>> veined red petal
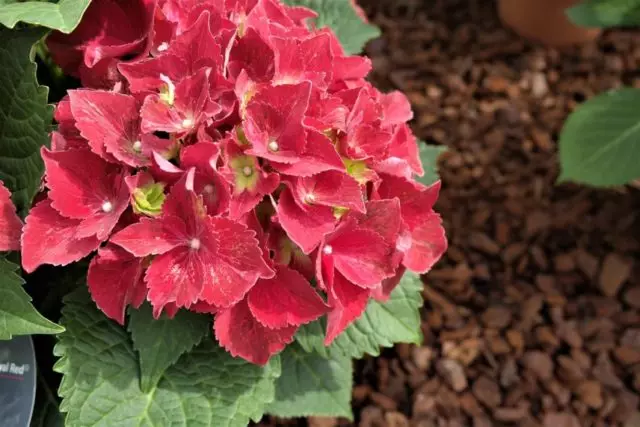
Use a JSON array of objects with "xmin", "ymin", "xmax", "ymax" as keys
[
  {"xmin": 215, "ymin": 298, "xmax": 296, "ymax": 365},
  {"xmin": 275, "ymin": 187, "xmax": 336, "ymax": 254},
  {"xmin": 88, "ymin": 244, "xmax": 146, "ymax": 325},
  {"xmin": 21, "ymin": 200, "xmax": 101, "ymax": 273},
  {"xmin": 247, "ymin": 265, "xmax": 328, "ymax": 328},
  {"xmin": 325, "ymin": 220, "xmax": 396, "ymax": 288},
  {"xmin": 324, "ymin": 271, "xmax": 369, "ymax": 345}
]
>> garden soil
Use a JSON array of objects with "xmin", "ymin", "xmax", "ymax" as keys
[{"xmin": 258, "ymin": 0, "xmax": 640, "ymax": 425}]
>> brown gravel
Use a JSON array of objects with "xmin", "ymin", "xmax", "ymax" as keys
[{"xmin": 258, "ymin": 0, "xmax": 640, "ymax": 426}]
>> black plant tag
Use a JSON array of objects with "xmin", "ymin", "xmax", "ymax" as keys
[{"xmin": 0, "ymin": 336, "xmax": 37, "ymax": 427}]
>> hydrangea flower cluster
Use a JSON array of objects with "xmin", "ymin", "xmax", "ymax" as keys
[{"xmin": 21, "ymin": 0, "xmax": 447, "ymax": 365}]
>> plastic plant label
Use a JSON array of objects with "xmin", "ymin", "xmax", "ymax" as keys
[{"xmin": 0, "ymin": 336, "xmax": 37, "ymax": 427}]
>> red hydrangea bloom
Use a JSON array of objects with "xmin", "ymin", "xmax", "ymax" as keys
[{"xmin": 24, "ymin": 0, "xmax": 447, "ymax": 365}]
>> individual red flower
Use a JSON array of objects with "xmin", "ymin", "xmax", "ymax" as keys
[
  {"xmin": 376, "ymin": 175, "xmax": 447, "ymax": 274},
  {"xmin": 68, "ymin": 90, "xmax": 176, "ymax": 166},
  {"xmin": 47, "ymin": 0, "xmax": 156, "ymax": 88},
  {"xmin": 276, "ymin": 170, "xmax": 364, "ymax": 254},
  {"xmin": 41, "ymin": 148, "xmax": 129, "ymax": 240},
  {"xmin": 243, "ymin": 82, "xmax": 311, "ymax": 163},
  {"xmin": 0, "ymin": 182, "xmax": 22, "ymax": 252},
  {"xmin": 221, "ymin": 138, "xmax": 279, "ymax": 219},
  {"xmin": 111, "ymin": 171, "xmax": 273, "ymax": 316}
]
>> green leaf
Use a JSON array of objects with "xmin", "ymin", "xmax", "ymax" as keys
[
  {"xmin": 558, "ymin": 87, "xmax": 640, "ymax": 186},
  {"xmin": 567, "ymin": 0, "xmax": 640, "ymax": 28},
  {"xmin": 267, "ymin": 343, "xmax": 353, "ymax": 419},
  {"xmin": 283, "ymin": 0, "xmax": 380, "ymax": 55},
  {"xmin": 0, "ymin": 27, "xmax": 52, "ymax": 215},
  {"xmin": 0, "ymin": 258, "xmax": 64, "ymax": 339},
  {"xmin": 0, "ymin": 0, "xmax": 91, "ymax": 33},
  {"xmin": 296, "ymin": 271, "xmax": 424, "ymax": 359},
  {"xmin": 417, "ymin": 143, "xmax": 446, "ymax": 186},
  {"xmin": 55, "ymin": 288, "xmax": 281, "ymax": 427},
  {"xmin": 128, "ymin": 302, "xmax": 211, "ymax": 393}
]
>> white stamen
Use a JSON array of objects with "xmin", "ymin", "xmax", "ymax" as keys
[
  {"xmin": 157, "ymin": 42, "xmax": 169, "ymax": 52},
  {"xmin": 304, "ymin": 193, "xmax": 315, "ymax": 204},
  {"xmin": 189, "ymin": 238, "xmax": 201, "ymax": 250},
  {"xmin": 242, "ymin": 166, "xmax": 253, "ymax": 177},
  {"xmin": 132, "ymin": 140, "xmax": 142, "ymax": 152},
  {"xmin": 203, "ymin": 184, "xmax": 215, "ymax": 194},
  {"xmin": 323, "ymin": 245, "xmax": 333, "ymax": 255},
  {"xmin": 268, "ymin": 140, "xmax": 279, "ymax": 152},
  {"xmin": 182, "ymin": 118, "xmax": 194, "ymax": 129},
  {"xmin": 101, "ymin": 201, "xmax": 113, "ymax": 213}
]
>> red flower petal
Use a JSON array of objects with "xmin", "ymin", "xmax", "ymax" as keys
[
  {"xmin": 272, "ymin": 32, "xmax": 333, "ymax": 87},
  {"xmin": 403, "ymin": 213, "xmax": 447, "ymax": 274},
  {"xmin": 380, "ymin": 91, "xmax": 413, "ymax": 126},
  {"xmin": 228, "ymin": 27, "xmax": 275, "ymax": 82},
  {"xmin": 21, "ymin": 200, "xmax": 101, "ymax": 273},
  {"xmin": 0, "ymin": 182, "xmax": 22, "ymax": 251},
  {"xmin": 294, "ymin": 170, "xmax": 365, "ymax": 213},
  {"xmin": 247, "ymin": 265, "xmax": 328, "ymax": 328},
  {"xmin": 145, "ymin": 246, "xmax": 210, "ymax": 315},
  {"xmin": 87, "ymin": 244, "xmax": 146, "ymax": 324},
  {"xmin": 271, "ymin": 130, "xmax": 344, "ymax": 177},
  {"xmin": 110, "ymin": 217, "xmax": 182, "ymax": 257},
  {"xmin": 324, "ymin": 220, "xmax": 396, "ymax": 288},
  {"xmin": 215, "ymin": 298, "xmax": 296, "ymax": 365},
  {"xmin": 275, "ymin": 187, "xmax": 336, "ymax": 254},
  {"xmin": 324, "ymin": 271, "xmax": 369, "ymax": 345},
  {"xmin": 68, "ymin": 90, "xmax": 140, "ymax": 162},
  {"xmin": 197, "ymin": 217, "xmax": 275, "ymax": 307}
]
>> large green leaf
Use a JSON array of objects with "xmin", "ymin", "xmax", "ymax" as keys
[
  {"xmin": 266, "ymin": 343, "xmax": 353, "ymax": 419},
  {"xmin": 283, "ymin": 0, "xmax": 380, "ymax": 55},
  {"xmin": 567, "ymin": 0, "xmax": 640, "ymax": 28},
  {"xmin": 558, "ymin": 88, "xmax": 640, "ymax": 186},
  {"xmin": 54, "ymin": 289, "xmax": 281, "ymax": 427},
  {"xmin": 0, "ymin": 0, "xmax": 91, "ymax": 33},
  {"xmin": 417, "ymin": 143, "xmax": 446, "ymax": 186},
  {"xmin": 128, "ymin": 302, "xmax": 211, "ymax": 393},
  {"xmin": 0, "ymin": 258, "xmax": 64, "ymax": 339},
  {"xmin": 0, "ymin": 27, "xmax": 51, "ymax": 215},
  {"xmin": 296, "ymin": 271, "xmax": 424, "ymax": 359}
]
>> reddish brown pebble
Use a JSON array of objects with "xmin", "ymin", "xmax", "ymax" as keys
[
  {"xmin": 523, "ymin": 351, "xmax": 554, "ymax": 381},
  {"xmin": 598, "ymin": 253, "xmax": 633, "ymax": 297},
  {"xmin": 543, "ymin": 412, "xmax": 581, "ymax": 427},
  {"xmin": 472, "ymin": 376, "xmax": 501, "ymax": 408},
  {"xmin": 436, "ymin": 359, "xmax": 468, "ymax": 392}
]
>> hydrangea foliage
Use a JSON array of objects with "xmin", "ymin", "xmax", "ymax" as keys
[{"xmin": 20, "ymin": 0, "xmax": 447, "ymax": 367}]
